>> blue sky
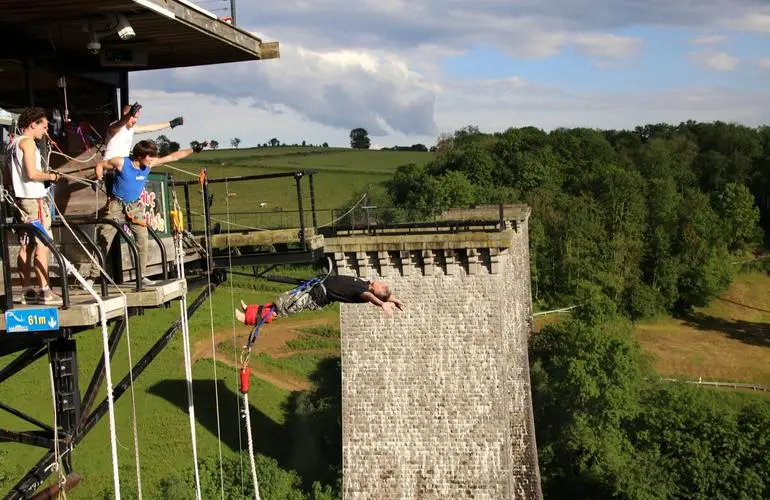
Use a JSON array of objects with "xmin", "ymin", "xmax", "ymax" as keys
[{"xmin": 132, "ymin": 0, "xmax": 770, "ymax": 148}]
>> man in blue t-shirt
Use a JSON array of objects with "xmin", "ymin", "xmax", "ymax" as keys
[{"xmin": 82, "ymin": 139, "xmax": 207, "ymax": 286}]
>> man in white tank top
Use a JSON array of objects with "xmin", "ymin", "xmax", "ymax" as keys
[
  {"xmin": 7, "ymin": 107, "xmax": 63, "ymax": 305},
  {"xmin": 102, "ymin": 102, "xmax": 183, "ymax": 159}
]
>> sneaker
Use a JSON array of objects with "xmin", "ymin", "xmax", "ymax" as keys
[
  {"xmin": 141, "ymin": 277, "xmax": 156, "ymax": 286},
  {"xmin": 37, "ymin": 288, "xmax": 63, "ymax": 306},
  {"xmin": 20, "ymin": 288, "xmax": 37, "ymax": 305}
]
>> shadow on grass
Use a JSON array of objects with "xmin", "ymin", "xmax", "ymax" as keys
[
  {"xmin": 680, "ymin": 312, "xmax": 770, "ymax": 348},
  {"xmin": 147, "ymin": 356, "xmax": 342, "ymax": 491},
  {"xmin": 147, "ymin": 379, "xmax": 292, "ymax": 467}
]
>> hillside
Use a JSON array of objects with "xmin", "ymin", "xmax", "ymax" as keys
[{"xmin": 153, "ymin": 146, "xmax": 435, "ymax": 228}]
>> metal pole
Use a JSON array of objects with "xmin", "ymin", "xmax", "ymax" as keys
[
  {"xmin": 202, "ymin": 170, "xmax": 214, "ymax": 270},
  {"xmin": 295, "ymin": 173, "xmax": 305, "ymax": 248},
  {"xmin": 183, "ymin": 184, "xmax": 193, "ymax": 233},
  {"xmin": 309, "ymin": 173, "xmax": 318, "ymax": 229},
  {"xmin": 0, "ymin": 196, "xmax": 14, "ymax": 311},
  {"xmin": 230, "ymin": 0, "xmax": 236, "ymax": 24}
]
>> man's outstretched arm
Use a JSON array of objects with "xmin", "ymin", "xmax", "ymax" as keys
[
  {"xmin": 134, "ymin": 116, "xmax": 183, "ymax": 134},
  {"xmin": 361, "ymin": 291, "xmax": 398, "ymax": 315}
]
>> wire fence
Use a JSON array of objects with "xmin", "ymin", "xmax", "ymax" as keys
[{"xmin": 661, "ymin": 378, "xmax": 770, "ymax": 392}]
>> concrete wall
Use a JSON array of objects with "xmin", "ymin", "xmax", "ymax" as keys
[{"xmin": 333, "ymin": 218, "xmax": 541, "ymax": 499}]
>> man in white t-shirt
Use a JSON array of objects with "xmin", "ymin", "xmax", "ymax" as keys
[
  {"xmin": 6, "ymin": 107, "xmax": 63, "ymax": 305},
  {"xmin": 102, "ymin": 102, "xmax": 183, "ymax": 159}
]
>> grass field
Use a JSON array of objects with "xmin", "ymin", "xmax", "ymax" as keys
[
  {"xmin": 635, "ymin": 272, "xmax": 770, "ymax": 386},
  {"xmin": 153, "ymin": 146, "xmax": 434, "ymax": 229}
]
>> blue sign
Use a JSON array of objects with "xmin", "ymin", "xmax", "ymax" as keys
[{"xmin": 4, "ymin": 307, "xmax": 60, "ymax": 333}]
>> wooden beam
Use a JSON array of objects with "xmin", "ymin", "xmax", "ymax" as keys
[
  {"xmin": 200, "ymin": 229, "xmax": 321, "ymax": 249},
  {"xmin": 259, "ymin": 41, "xmax": 280, "ymax": 60}
]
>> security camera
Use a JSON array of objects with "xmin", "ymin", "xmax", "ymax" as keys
[
  {"xmin": 87, "ymin": 39, "xmax": 101, "ymax": 54},
  {"xmin": 116, "ymin": 14, "xmax": 135, "ymax": 40}
]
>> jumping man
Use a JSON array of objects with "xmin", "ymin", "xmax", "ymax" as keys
[{"xmin": 235, "ymin": 275, "xmax": 404, "ymax": 325}]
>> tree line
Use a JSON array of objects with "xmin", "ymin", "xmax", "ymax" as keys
[
  {"xmin": 531, "ymin": 306, "xmax": 770, "ymax": 499},
  {"xmin": 384, "ymin": 122, "xmax": 769, "ymax": 319}
]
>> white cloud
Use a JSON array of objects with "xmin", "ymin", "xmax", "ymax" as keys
[
  {"xmin": 727, "ymin": 11, "xmax": 770, "ymax": 33},
  {"xmin": 133, "ymin": 43, "xmax": 440, "ymax": 137},
  {"xmin": 689, "ymin": 49, "xmax": 740, "ymax": 71},
  {"xmin": 689, "ymin": 34, "xmax": 728, "ymax": 44},
  {"xmin": 572, "ymin": 33, "xmax": 643, "ymax": 59},
  {"xmin": 758, "ymin": 57, "xmax": 770, "ymax": 68}
]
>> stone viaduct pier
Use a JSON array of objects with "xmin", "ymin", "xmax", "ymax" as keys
[{"xmin": 323, "ymin": 205, "xmax": 542, "ymax": 499}]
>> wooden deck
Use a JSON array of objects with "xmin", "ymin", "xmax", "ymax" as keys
[
  {"xmin": 0, "ymin": 278, "xmax": 187, "ymax": 331},
  {"xmin": 0, "ymin": 294, "xmax": 126, "ymax": 330}
]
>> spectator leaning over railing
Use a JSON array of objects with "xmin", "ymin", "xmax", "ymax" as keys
[{"xmin": 6, "ymin": 107, "xmax": 62, "ymax": 305}]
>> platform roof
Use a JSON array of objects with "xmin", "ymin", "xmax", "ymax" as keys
[{"xmin": 0, "ymin": 0, "xmax": 279, "ymax": 71}]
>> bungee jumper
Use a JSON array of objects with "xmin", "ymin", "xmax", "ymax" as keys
[{"xmin": 235, "ymin": 273, "xmax": 404, "ymax": 326}]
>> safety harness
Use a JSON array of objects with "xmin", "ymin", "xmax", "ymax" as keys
[{"xmin": 238, "ymin": 265, "xmax": 333, "ymax": 394}]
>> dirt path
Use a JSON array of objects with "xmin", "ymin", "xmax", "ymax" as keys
[{"xmin": 191, "ymin": 317, "xmax": 335, "ymax": 391}]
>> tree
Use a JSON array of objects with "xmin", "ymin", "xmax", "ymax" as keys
[
  {"xmin": 349, "ymin": 128, "xmax": 370, "ymax": 149},
  {"xmin": 230, "ymin": 137, "xmax": 241, "ymax": 149},
  {"xmin": 269, "ymin": 138, "xmax": 280, "ymax": 147},
  {"xmin": 322, "ymin": 142, "xmax": 329, "ymax": 148},
  {"xmin": 712, "ymin": 182, "xmax": 762, "ymax": 253},
  {"xmin": 302, "ymin": 140, "xmax": 307, "ymax": 147},
  {"xmin": 190, "ymin": 140, "xmax": 200, "ymax": 150},
  {"xmin": 209, "ymin": 140, "xmax": 219, "ymax": 149},
  {"xmin": 156, "ymin": 135, "xmax": 179, "ymax": 156},
  {"xmin": 530, "ymin": 317, "xmax": 663, "ymax": 499}
]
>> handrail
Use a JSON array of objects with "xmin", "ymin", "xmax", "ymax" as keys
[
  {"xmin": 93, "ymin": 219, "xmax": 142, "ymax": 292},
  {"xmin": 147, "ymin": 227, "xmax": 168, "ymax": 281},
  {"xmin": 54, "ymin": 222, "xmax": 109, "ymax": 299},
  {"xmin": 5, "ymin": 223, "xmax": 70, "ymax": 309}
]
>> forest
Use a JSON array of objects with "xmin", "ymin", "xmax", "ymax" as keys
[
  {"xmin": 384, "ymin": 121, "xmax": 770, "ymax": 318},
  {"xmin": 378, "ymin": 121, "xmax": 770, "ymax": 498}
]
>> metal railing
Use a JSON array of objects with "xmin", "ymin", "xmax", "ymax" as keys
[{"xmin": 211, "ymin": 204, "xmax": 511, "ymax": 237}]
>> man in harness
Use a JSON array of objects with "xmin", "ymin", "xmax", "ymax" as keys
[
  {"xmin": 80, "ymin": 139, "xmax": 208, "ymax": 286},
  {"xmin": 235, "ymin": 274, "xmax": 404, "ymax": 326}
]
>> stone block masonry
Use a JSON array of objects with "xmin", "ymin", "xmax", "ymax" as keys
[{"xmin": 330, "ymin": 211, "xmax": 542, "ymax": 500}]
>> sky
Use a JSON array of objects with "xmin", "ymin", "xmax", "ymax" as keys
[{"xmin": 131, "ymin": 0, "xmax": 770, "ymax": 149}]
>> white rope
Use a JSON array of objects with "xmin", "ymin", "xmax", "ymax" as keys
[
  {"xmin": 201, "ymin": 182, "xmax": 226, "ymax": 499},
  {"xmin": 532, "ymin": 305, "xmax": 579, "ymax": 317},
  {"xmin": 242, "ymin": 393, "xmax": 261, "ymax": 500},
  {"xmin": 50, "ymin": 149, "xmax": 100, "ymax": 164},
  {"xmin": 61, "ymin": 257, "xmax": 122, "ymax": 498},
  {"xmin": 47, "ymin": 345, "xmax": 68, "ymax": 499},
  {"xmin": 225, "ymin": 179, "xmax": 246, "ymax": 493},
  {"xmin": 48, "ymin": 193, "xmax": 144, "ymax": 498},
  {"xmin": 159, "ymin": 163, "xmax": 200, "ymax": 178},
  {"xmin": 188, "ymin": 210, "xmax": 269, "ymax": 232},
  {"xmin": 316, "ymin": 193, "xmax": 367, "ymax": 228},
  {"xmin": 174, "ymin": 232, "xmax": 203, "ymax": 500}
]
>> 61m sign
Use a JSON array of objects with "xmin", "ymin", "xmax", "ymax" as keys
[{"xmin": 4, "ymin": 308, "xmax": 60, "ymax": 333}]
